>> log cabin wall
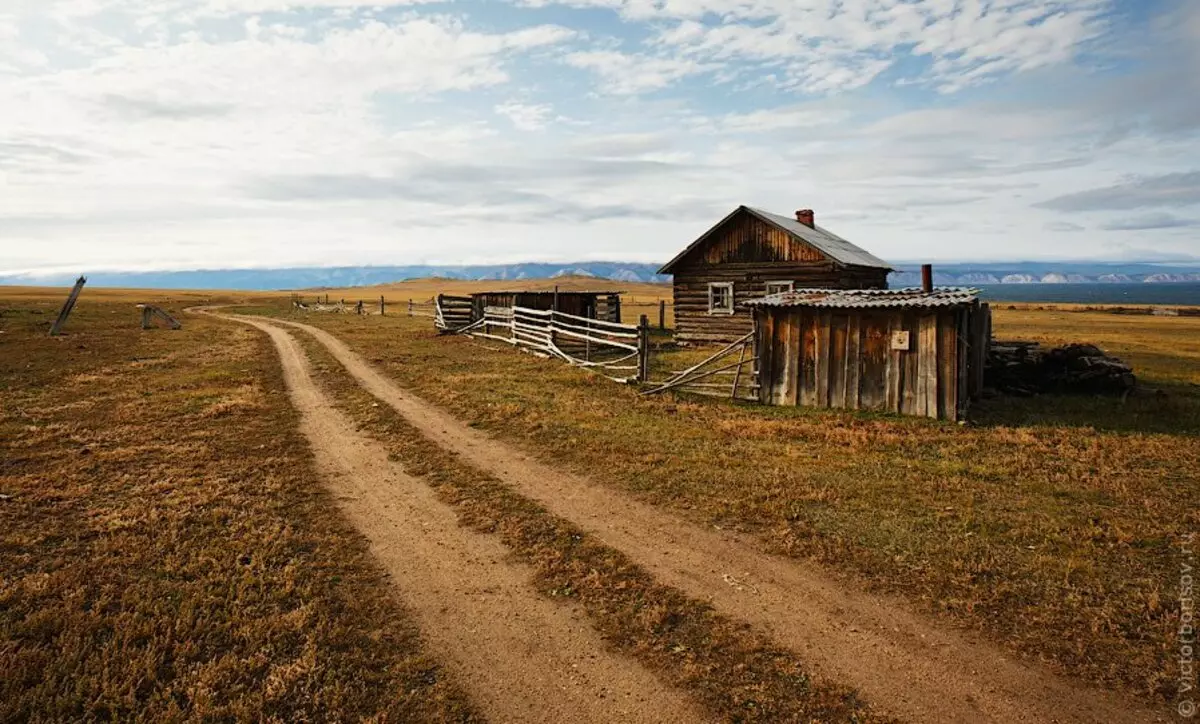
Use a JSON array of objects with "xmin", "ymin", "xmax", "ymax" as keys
[{"xmin": 753, "ymin": 303, "xmax": 989, "ymax": 421}]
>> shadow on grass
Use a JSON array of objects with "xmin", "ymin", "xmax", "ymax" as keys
[{"xmin": 970, "ymin": 382, "xmax": 1200, "ymax": 436}]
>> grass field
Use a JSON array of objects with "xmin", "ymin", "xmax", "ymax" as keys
[
  {"xmin": 0, "ymin": 292, "xmax": 478, "ymax": 721},
  {"xmin": 244, "ymin": 295, "xmax": 1199, "ymax": 705},
  {"xmin": 3, "ymin": 281, "xmax": 1197, "ymax": 717}
]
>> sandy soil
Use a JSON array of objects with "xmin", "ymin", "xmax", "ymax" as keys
[
  {"xmin": 218, "ymin": 314, "xmax": 710, "ymax": 724},
  {"xmin": 264, "ymin": 315, "xmax": 1166, "ymax": 724}
]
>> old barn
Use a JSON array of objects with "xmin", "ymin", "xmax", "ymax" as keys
[
  {"xmin": 658, "ymin": 206, "xmax": 892, "ymax": 345},
  {"xmin": 745, "ymin": 287, "xmax": 991, "ymax": 421},
  {"xmin": 436, "ymin": 289, "xmax": 622, "ymax": 331}
]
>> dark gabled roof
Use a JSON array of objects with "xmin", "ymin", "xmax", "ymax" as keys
[
  {"xmin": 657, "ymin": 205, "xmax": 892, "ymax": 275},
  {"xmin": 744, "ymin": 287, "xmax": 979, "ymax": 310}
]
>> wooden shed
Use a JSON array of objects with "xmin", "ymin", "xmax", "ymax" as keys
[
  {"xmin": 470, "ymin": 290, "xmax": 622, "ymax": 323},
  {"xmin": 746, "ymin": 288, "xmax": 991, "ymax": 421},
  {"xmin": 437, "ymin": 289, "xmax": 623, "ymax": 332},
  {"xmin": 658, "ymin": 206, "xmax": 891, "ymax": 345}
]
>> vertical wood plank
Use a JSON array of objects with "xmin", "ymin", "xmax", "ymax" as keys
[
  {"xmin": 829, "ymin": 313, "xmax": 848, "ymax": 409},
  {"xmin": 845, "ymin": 313, "xmax": 861, "ymax": 410},
  {"xmin": 919, "ymin": 314, "xmax": 938, "ymax": 418},
  {"xmin": 816, "ymin": 311, "xmax": 832, "ymax": 408},
  {"xmin": 957, "ymin": 309, "xmax": 970, "ymax": 419},
  {"xmin": 785, "ymin": 310, "xmax": 800, "ymax": 405},
  {"xmin": 885, "ymin": 314, "xmax": 900, "ymax": 413},
  {"xmin": 757, "ymin": 312, "xmax": 774, "ymax": 403},
  {"xmin": 773, "ymin": 312, "xmax": 790, "ymax": 404},
  {"xmin": 938, "ymin": 311, "xmax": 958, "ymax": 421},
  {"xmin": 859, "ymin": 314, "xmax": 888, "ymax": 411},
  {"xmin": 801, "ymin": 311, "xmax": 818, "ymax": 406},
  {"xmin": 901, "ymin": 314, "xmax": 918, "ymax": 415}
]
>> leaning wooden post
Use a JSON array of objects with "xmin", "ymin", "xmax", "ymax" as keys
[
  {"xmin": 637, "ymin": 314, "xmax": 650, "ymax": 383},
  {"xmin": 49, "ymin": 276, "xmax": 87, "ymax": 336},
  {"xmin": 658, "ymin": 299, "xmax": 666, "ymax": 330}
]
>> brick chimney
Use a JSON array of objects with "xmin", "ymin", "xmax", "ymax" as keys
[{"xmin": 795, "ymin": 209, "xmax": 814, "ymax": 228}]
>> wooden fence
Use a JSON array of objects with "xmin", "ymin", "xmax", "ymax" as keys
[
  {"xmin": 642, "ymin": 332, "xmax": 759, "ymax": 400},
  {"xmin": 434, "ymin": 294, "xmax": 474, "ymax": 331},
  {"xmin": 407, "ymin": 298, "xmax": 438, "ymax": 319},
  {"xmin": 454, "ymin": 305, "xmax": 650, "ymax": 383}
]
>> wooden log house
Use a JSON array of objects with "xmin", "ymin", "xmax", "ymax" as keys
[
  {"xmin": 746, "ymin": 287, "xmax": 991, "ymax": 421},
  {"xmin": 658, "ymin": 206, "xmax": 891, "ymax": 344}
]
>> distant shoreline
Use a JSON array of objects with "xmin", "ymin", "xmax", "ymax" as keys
[{"xmin": 977, "ymin": 282, "xmax": 1200, "ymax": 306}]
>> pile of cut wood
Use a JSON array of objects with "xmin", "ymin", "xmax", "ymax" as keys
[{"xmin": 986, "ymin": 341, "xmax": 1136, "ymax": 396}]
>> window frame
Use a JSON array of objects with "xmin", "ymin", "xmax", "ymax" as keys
[
  {"xmin": 707, "ymin": 282, "xmax": 735, "ymax": 315},
  {"xmin": 765, "ymin": 280, "xmax": 795, "ymax": 296}
]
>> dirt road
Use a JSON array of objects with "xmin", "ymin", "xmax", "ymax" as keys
[
  {"xmin": 261, "ymin": 315, "xmax": 1164, "ymax": 724},
  {"xmin": 219, "ymin": 314, "xmax": 710, "ymax": 724}
]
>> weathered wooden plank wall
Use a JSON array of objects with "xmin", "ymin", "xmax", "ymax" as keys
[{"xmin": 754, "ymin": 306, "xmax": 980, "ymax": 420}]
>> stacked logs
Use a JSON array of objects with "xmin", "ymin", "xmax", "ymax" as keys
[{"xmin": 986, "ymin": 341, "xmax": 1136, "ymax": 396}]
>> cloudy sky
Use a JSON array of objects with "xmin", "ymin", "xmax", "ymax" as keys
[{"xmin": 2, "ymin": 0, "xmax": 1198, "ymax": 275}]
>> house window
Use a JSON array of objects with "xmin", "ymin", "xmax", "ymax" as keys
[
  {"xmin": 765, "ymin": 281, "xmax": 794, "ymax": 296},
  {"xmin": 708, "ymin": 282, "xmax": 734, "ymax": 314}
]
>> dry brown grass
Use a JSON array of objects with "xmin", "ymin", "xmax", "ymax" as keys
[
  {"xmin": 0, "ymin": 292, "xmax": 478, "ymax": 722},
  {"xmin": 246, "ymin": 296, "xmax": 1200, "ymax": 706}
]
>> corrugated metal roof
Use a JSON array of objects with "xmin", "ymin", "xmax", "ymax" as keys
[
  {"xmin": 744, "ymin": 287, "xmax": 980, "ymax": 309},
  {"xmin": 657, "ymin": 205, "xmax": 892, "ymax": 274},
  {"xmin": 745, "ymin": 207, "xmax": 893, "ymax": 270}
]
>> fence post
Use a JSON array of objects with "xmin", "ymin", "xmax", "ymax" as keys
[
  {"xmin": 637, "ymin": 314, "xmax": 650, "ymax": 383},
  {"xmin": 379, "ymin": 295, "xmax": 385, "ymax": 316},
  {"xmin": 658, "ymin": 299, "xmax": 666, "ymax": 330},
  {"xmin": 408, "ymin": 299, "xmax": 413, "ymax": 317}
]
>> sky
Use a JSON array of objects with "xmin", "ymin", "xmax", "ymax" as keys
[{"xmin": 1, "ymin": 0, "xmax": 1199, "ymax": 276}]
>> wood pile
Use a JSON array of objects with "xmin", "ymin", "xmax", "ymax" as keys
[{"xmin": 986, "ymin": 341, "xmax": 1136, "ymax": 396}]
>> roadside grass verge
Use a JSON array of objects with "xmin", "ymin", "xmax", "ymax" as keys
[
  {"xmin": 292, "ymin": 328, "xmax": 887, "ymax": 723},
  {"xmin": 247, "ymin": 302, "xmax": 1200, "ymax": 705},
  {"xmin": 0, "ymin": 297, "xmax": 479, "ymax": 722}
]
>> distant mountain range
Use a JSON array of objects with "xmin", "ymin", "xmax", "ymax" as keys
[{"xmin": 2, "ymin": 261, "xmax": 1199, "ymax": 290}]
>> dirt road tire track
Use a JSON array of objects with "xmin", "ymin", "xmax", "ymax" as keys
[
  {"xmin": 266, "ymin": 315, "xmax": 1164, "ymax": 724},
  {"xmin": 216, "ymin": 313, "xmax": 711, "ymax": 724}
]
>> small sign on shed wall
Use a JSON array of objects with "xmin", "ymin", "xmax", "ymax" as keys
[{"xmin": 891, "ymin": 330, "xmax": 912, "ymax": 351}]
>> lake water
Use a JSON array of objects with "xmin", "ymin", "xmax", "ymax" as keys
[{"xmin": 976, "ymin": 283, "xmax": 1200, "ymax": 306}]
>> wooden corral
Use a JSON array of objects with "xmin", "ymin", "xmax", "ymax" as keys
[
  {"xmin": 438, "ymin": 290, "xmax": 622, "ymax": 332},
  {"xmin": 746, "ymin": 288, "xmax": 991, "ymax": 421},
  {"xmin": 659, "ymin": 207, "xmax": 891, "ymax": 345}
]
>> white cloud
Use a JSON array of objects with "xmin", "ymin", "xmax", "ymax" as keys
[
  {"xmin": 495, "ymin": 101, "xmax": 556, "ymax": 131},
  {"xmin": 535, "ymin": 0, "xmax": 1111, "ymax": 94},
  {"xmin": 564, "ymin": 50, "xmax": 713, "ymax": 94}
]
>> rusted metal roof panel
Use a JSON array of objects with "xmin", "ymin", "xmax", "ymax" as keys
[{"xmin": 744, "ymin": 287, "xmax": 980, "ymax": 309}]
